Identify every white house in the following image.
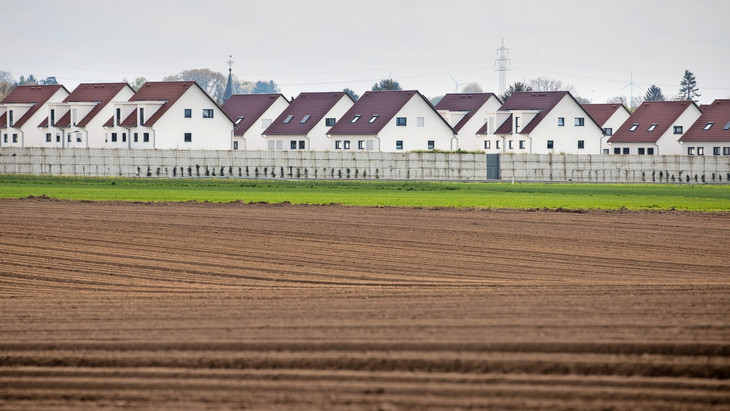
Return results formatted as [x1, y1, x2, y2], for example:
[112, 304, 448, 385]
[581, 103, 631, 154]
[103, 81, 234, 150]
[37, 83, 135, 148]
[678, 99, 730, 157]
[327, 90, 456, 152]
[434, 93, 503, 151]
[477, 91, 605, 154]
[0, 85, 69, 147]
[262, 92, 354, 151]
[607, 100, 702, 155]
[221, 93, 289, 151]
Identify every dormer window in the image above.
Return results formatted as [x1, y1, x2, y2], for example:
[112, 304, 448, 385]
[50, 109, 56, 126]
[283, 114, 293, 124]
[115, 108, 120, 125]
[629, 123, 639, 132]
[369, 114, 379, 123]
[139, 108, 145, 125]
[723, 122, 730, 130]
[674, 126, 683, 134]
[647, 123, 657, 132]
[325, 118, 335, 126]
[300, 114, 310, 124]
[703, 122, 714, 130]
[8, 110, 13, 127]
[351, 114, 361, 123]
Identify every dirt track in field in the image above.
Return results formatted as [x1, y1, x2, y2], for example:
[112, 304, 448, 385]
[0, 198, 729, 410]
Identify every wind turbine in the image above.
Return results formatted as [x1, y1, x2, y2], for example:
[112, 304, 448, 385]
[449, 74, 468, 93]
[622, 71, 643, 108]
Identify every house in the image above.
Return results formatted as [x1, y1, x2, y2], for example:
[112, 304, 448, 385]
[581, 103, 631, 154]
[104, 81, 234, 150]
[0, 85, 69, 147]
[434, 93, 503, 151]
[678, 99, 730, 156]
[607, 100, 702, 155]
[262, 91, 354, 151]
[221, 93, 289, 150]
[328, 90, 455, 152]
[37, 83, 135, 148]
[478, 91, 605, 154]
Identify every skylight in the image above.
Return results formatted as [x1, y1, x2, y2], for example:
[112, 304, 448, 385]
[369, 114, 379, 123]
[629, 123, 639, 132]
[647, 123, 657, 132]
[300, 115, 311, 124]
[283, 114, 293, 124]
[703, 122, 714, 130]
[235, 116, 244, 125]
[351, 114, 361, 123]
[724, 121, 730, 130]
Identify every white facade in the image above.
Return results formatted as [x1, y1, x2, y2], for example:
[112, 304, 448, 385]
[439, 96, 503, 152]
[608, 105, 702, 155]
[485, 95, 605, 155]
[0, 88, 68, 148]
[598, 108, 631, 154]
[235, 96, 288, 151]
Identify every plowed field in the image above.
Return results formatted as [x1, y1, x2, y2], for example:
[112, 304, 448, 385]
[1, 198, 729, 410]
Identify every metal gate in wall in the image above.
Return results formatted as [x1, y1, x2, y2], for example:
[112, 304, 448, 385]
[486, 154, 500, 180]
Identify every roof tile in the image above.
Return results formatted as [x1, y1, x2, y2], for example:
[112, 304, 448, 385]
[264, 92, 351, 135]
[434, 93, 498, 132]
[679, 99, 730, 143]
[222, 94, 287, 136]
[0, 85, 67, 128]
[608, 101, 698, 143]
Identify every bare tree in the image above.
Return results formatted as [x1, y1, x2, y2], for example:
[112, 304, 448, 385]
[164, 68, 227, 103]
[528, 77, 576, 94]
[0, 71, 15, 100]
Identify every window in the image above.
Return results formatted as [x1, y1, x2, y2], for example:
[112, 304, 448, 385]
[3, 134, 7, 143]
[283, 114, 293, 124]
[184, 109, 192, 118]
[574, 117, 584, 126]
[50, 109, 55, 126]
[577, 140, 585, 149]
[614, 147, 621, 154]
[134, 133, 138, 142]
[139, 108, 145, 125]
[358, 140, 365, 150]
[703, 122, 713, 131]
[396, 140, 403, 150]
[674, 126, 683, 134]
[298, 140, 305, 150]
[629, 123, 639, 132]
[604, 128, 613, 136]
[427, 140, 435, 150]
[368, 115, 379, 123]
[343, 140, 350, 150]
[558, 117, 564, 126]
[622, 147, 630, 154]
[290, 140, 297, 149]
[8, 110, 13, 127]
[647, 123, 657, 132]
[351, 114, 361, 123]
[56, 134, 60, 142]
[111, 132, 117, 142]
[713, 147, 721, 156]
[46, 133, 51, 142]
[603, 149, 609, 154]
[697, 147, 704, 155]
[647, 148, 654, 155]
[514, 116, 520, 133]
[417, 117, 424, 127]
[724, 147, 730, 155]
[547, 140, 554, 150]
[325, 117, 336, 126]
[335, 140, 342, 149]
[76, 134, 82, 143]
[508, 140, 513, 149]
[184, 132, 192, 142]
[484, 140, 491, 149]
[300, 114, 310, 124]
[519, 140, 525, 149]
[13, 134, 18, 143]
[638, 147, 645, 155]
[143, 133, 150, 142]
[67, 134, 71, 142]
[202, 109, 214, 118]
[396, 117, 407, 126]
[121, 133, 126, 142]
[724, 122, 730, 131]
[261, 119, 271, 128]
[495, 140, 500, 149]
[688, 147, 695, 155]
[233, 141, 238, 150]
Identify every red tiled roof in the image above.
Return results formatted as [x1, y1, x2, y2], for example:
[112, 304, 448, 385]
[222, 94, 287, 136]
[328, 90, 453, 136]
[679, 99, 730, 142]
[264, 92, 352, 135]
[608, 101, 699, 143]
[434, 93, 499, 132]
[51, 111, 71, 128]
[128, 81, 195, 126]
[581, 103, 629, 126]
[0, 85, 67, 128]
[66, 83, 132, 127]
[120, 109, 138, 127]
[498, 91, 567, 134]
[0, 112, 5, 128]
[492, 114, 513, 134]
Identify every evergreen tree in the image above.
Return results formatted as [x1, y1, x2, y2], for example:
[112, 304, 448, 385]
[644, 85, 665, 101]
[343, 88, 359, 101]
[501, 82, 532, 102]
[678, 70, 700, 102]
[371, 78, 402, 91]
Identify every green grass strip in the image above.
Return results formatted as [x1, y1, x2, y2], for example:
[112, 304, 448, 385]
[0, 175, 729, 211]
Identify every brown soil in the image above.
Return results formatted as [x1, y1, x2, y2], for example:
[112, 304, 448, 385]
[1, 198, 729, 410]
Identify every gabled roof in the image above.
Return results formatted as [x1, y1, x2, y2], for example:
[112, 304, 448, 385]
[38, 83, 132, 128]
[434, 93, 500, 132]
[328, 90, 453, 136]
[581, 103, 630, 126]
[608, 100, 699, 143]
[679, 99, 730, 142]
[49, 111, 71, 128]
[497, 91, 568, 134]
[0, 85, 67, 128]
[264, 92, 352, 135]
[222, 94, 288, 136]
[493, 114, 513, 134]
[128, 81, 196, 126]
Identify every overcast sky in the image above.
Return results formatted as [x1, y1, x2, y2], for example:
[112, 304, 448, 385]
[2, 0, 729, 104]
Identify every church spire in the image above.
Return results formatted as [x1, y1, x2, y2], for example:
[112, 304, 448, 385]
[223, 55, 234, 102]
